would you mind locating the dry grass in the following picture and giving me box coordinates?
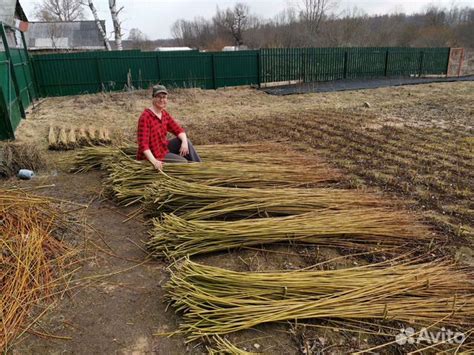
[0,142,47,178]
[14,82,473,147]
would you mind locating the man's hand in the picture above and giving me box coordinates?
[179,141,189,156]
[150,159,164,171]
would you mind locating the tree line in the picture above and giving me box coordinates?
[170,2,474,50]
[32,0,473,51]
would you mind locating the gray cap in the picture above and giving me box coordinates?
[152,84,168,97]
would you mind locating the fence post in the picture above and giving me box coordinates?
[95,56,103,91]
[418,50,424,77]
[20,31,36,101]
[257,50,261,88]
[156,53,162,85]
[211,53,217,89]
[0,22,25,118]
[384,49,389,77]
[343,50,348,79]
[29,55,42,98]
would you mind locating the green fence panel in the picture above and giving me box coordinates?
[10,48,31,109]
[213,51,259,88]
[30,47,451,97]
[386,48,420,76]
[0,87,15,139]
[421,48,450,75]
[156,52,213,89]
[346,47,387,79]
[0,52,22,139]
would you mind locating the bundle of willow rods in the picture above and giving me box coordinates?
[147,209,431,259]
[103,155,337,205]
[0,189,76,351]
[70,143,328,174]
[166,258,474,341]
[144,173,386,220]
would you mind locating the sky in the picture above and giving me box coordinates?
[19,0,473,40]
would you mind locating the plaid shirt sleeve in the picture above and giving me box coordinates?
[137,111,150,152]
[166,112,185,136]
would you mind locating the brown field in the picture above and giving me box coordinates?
[4,81,474,353]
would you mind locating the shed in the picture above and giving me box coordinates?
[25,20,107,51]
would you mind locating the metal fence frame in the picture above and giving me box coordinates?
[0,21,37,140]
[31,47,450,98]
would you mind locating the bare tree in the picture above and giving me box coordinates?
[214,3,254,46]
[109,0,123,50]
[298,0,335,36]
[86,0,111,51]
[128,28,147,42]
[171,17,216,49]
[34,0,85,21]
[45,22,64,49]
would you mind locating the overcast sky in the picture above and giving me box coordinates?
[19,0,472,40]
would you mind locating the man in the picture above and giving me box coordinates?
[136,84,201,170]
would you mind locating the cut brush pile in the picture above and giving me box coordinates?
[166,258,474,343]
[147,209,432,259]
[0,189,78,351]
[144,173,387,220]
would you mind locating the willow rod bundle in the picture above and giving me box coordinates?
[67,127,77,149]
[77,127,89,146]
[144,173,386,219]
[147,209,431,259]
[48,126,57,149]
[57,126,68,149]
[69,143,329,174]
[104,155,337,205]
[87,125,99,144]
[0,190,77,351]
[167,258,474,341]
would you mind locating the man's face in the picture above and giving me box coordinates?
[153,93,168,110]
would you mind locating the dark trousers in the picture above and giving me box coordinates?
[164,137,202,163]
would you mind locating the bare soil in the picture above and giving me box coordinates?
[4,81,474,354]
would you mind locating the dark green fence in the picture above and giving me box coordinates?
[260,47,450,82]
[0,22,37,140]
[31,47,450,97]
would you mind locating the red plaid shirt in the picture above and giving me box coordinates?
[136,108,184,161]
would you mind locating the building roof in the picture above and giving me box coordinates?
[0,0,27,27]
[25,20,107,50]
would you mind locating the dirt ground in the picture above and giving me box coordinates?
[4,81,474,353]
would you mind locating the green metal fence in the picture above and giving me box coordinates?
[260,47,450,82]
[0,22,37,140]
[31,47,450,97]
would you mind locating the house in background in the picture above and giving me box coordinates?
[26,20,107,53]
[0,0,29,47]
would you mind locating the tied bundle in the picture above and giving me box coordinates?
[144,173,387,220]
[166,258,474,341]
[147,209,432,259]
